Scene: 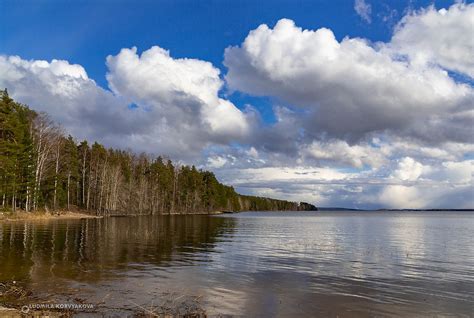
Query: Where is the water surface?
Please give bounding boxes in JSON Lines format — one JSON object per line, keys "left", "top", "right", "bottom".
{"left": 1, "top": 211, "right": 473, "bottom": 317}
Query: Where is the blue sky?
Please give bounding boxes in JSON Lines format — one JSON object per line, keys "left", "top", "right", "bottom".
{"left": 1, "top": 0, "right": 473, "bottom": 209}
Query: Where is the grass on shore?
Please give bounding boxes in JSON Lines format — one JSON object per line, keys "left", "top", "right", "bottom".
{"left": 0, "top": 209, "right": 101, "bottom": 222}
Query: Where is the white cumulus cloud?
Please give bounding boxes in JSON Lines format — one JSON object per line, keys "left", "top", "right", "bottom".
{"left": 391, "top": 157, "right": 425, "bottom": 181}
{"left": 224, "top": 17, "right": 472, "bottom": 143}
{"left": 106, "top": 46, "right": 251, "bottom": 141}
{"left": 391, "top": 3, "right": 474, "bottom": 78}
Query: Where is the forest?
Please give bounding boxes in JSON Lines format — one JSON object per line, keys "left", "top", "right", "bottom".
{"left": 0, "top": 90, "right": 316, "bottom": 215}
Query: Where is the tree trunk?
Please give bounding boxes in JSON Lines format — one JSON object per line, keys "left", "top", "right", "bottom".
{"left": 25, "top": 185, "right": 30, "bottom": 212}
{"left": 86, "top": 164, "right": 91, "bottom": 210}
{"left": 82, "top": 152, "right": 86, "bottom": 206}
{"left": 53, "top": 146, "right": 60, "bottom": 210}
{"left": 67, "top": 172, "right": 71, "bottom": 211}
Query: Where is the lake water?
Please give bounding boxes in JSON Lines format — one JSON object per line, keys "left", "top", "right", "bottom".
{"left": 1, "top": 211, "right": 473, "bottom": 317}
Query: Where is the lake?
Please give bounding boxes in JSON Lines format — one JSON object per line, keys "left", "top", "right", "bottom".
{"left": 1, "top": 211, "right": 473, "bottom": 317}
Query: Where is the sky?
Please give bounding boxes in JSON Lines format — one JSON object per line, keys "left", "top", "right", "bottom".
{"left": 1, "top": 0, "right": 473, "bottom": 209}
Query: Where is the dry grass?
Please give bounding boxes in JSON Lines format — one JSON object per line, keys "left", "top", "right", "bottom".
{"left": 0, "top": 210, "right": 101, "bottom": 223}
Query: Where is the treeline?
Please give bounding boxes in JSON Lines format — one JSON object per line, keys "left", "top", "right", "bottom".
{"left": 0, "top": 90, "right": 316, "bottom": 214}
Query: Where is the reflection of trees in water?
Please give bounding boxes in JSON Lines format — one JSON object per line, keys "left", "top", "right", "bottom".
{"left": 0, "top": 216, "right": 236, "bottom": 282}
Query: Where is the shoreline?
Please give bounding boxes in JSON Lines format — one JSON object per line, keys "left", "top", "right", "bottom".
{"left": 0, "top": 209, "right": 321, "bottom": 224}
{"left": 0, "top": 211, "right": 102, "bottom": 223}
{"left": 0, "top": 210, "right": 227, "bottom": 223}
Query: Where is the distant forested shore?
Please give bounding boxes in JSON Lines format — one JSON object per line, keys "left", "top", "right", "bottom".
{"left": 0, "top": 90, "right": 316, "bottom": 215}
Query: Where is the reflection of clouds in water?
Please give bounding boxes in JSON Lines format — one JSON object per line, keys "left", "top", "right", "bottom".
{"left": 385, "top": 213, "right": 474, "bottom": 281}
{"left": 386, "top": 215, "right": 427, "bottom": 279}
{"left": 213, "top": 213, "right": 410, "bottom": 279}
{"left": 208, "top": 212, "right": 474, "bottom": 315}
